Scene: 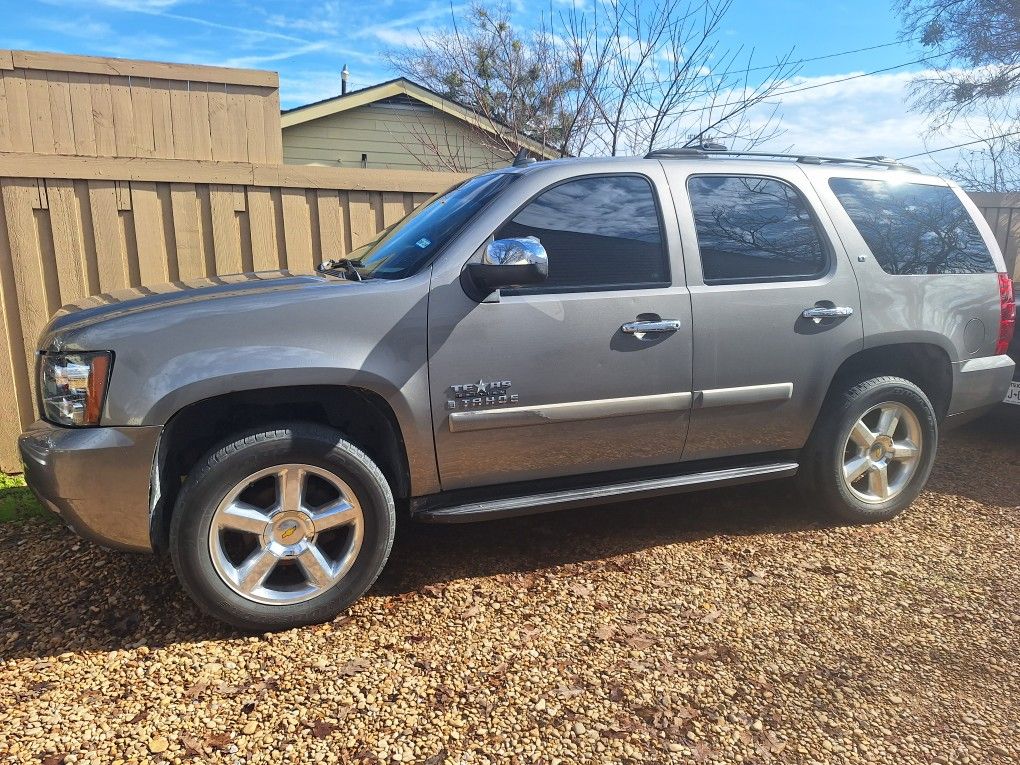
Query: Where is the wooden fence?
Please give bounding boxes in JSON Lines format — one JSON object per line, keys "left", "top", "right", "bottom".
{"left": 0, "top": 155, "right": 466, "bottom": 471}
{"left": 970, "top": 193, "right": 1020, "bottom": 281}
{"left": 0, "top": 50, "right": 282, "bottom": 163}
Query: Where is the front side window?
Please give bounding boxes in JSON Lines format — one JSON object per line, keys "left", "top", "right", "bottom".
{"left": 496, "top": 175, "right": 668, "bottom": 292}
{"left": 688, "top": 175, "right": 829, "bottom": 283}
{"left": 828, "top": 178, "right": 996, "bottom": 275}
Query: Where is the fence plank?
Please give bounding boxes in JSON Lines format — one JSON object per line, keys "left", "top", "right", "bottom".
{"left": 316, "top": 190, "right": 344, "bottom": 259}
{"left": 168, "top": 79, "right": 192, "bottom": 159}
{"left": 88, "top": 181, "right": 131, "bottom": 291}
{"left": 46, "top": 71, "right": 75, "bottom": 155}
{"left": 24, "top": 69, "right": 55, "bottom": 153}
{"left": 0, "top": 70, "right": 9, "bottom": 152}
{"left": 150, "top": 79, "right": 174, "bottom": 158}
{"left": 210, "top": 184, "right": 243, "bottom": 273}
{"left": 263, "top": 87, "right": 283, "bottom": 163}
{"left": 131, "top": 78, "right": 156, "bottom": 157}
{"left": 381, "top": 191, "right": 406, "bottom": 227}
{"left": 247, "top": 187, "right": 280, "bottom": 271}
{"left": 190, "top": 81, "right": 213, "bottom": 161}
{"left": 3, "top": 71, "right": 32, "bottom": 153}
{"left": 207, "top": 84, "right": 230, "bottom": 162}
{"left": 170, "top": 183, "right": 203, "bottom": 279}
{"left": 89, "top": 74, "right": 116, "bottom": 156}
{"left": 131, "top": 182, "right": 171, "bottom": 284}
{"left": 11, "top": 50, "right": 278, "bottom": 88}
{"left": 242, "top": 86, "right": 267, "bottom": 164}
{"left": 281, "top": 188, "right": 314, "bottom": 272}
{"left": 67, "top": 72, "right": 97, "bottom": 156}
{"left": 109, "top": 75, "right": 135, "bottom": 157}
{"left": 225, "top": 85, "right": 248, "bottom": 162}
{"left": 46, "top": 180, "right": 91, "bottom": 304}
{"left": 0, "top": 182, "right": 33, "bottom": 467}
{"left": 347, "top": 191, "right": 375, "bottom": 250}
{"left": 1, "top": 180, "right": 52, "bottom": 398}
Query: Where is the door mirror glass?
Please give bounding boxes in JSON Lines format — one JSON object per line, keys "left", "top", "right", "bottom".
{"left": 462, "top": 237, "right": 549, "bottom": 300}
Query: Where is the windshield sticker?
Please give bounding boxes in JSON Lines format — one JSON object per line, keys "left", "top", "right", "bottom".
{"left": 415, "top": 238, "right": 431, "bottom": 249}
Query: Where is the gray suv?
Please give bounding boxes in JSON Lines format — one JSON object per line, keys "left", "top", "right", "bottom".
{"left": 19, "top": 151, "right": 1016, "bottom": 630}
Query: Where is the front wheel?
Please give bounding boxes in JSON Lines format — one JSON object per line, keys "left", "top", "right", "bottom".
{"left": 801, "top": 376, "right": 938, "bottom": 523}
{"left": 169, "top": 424, "right": 395, "bottom": 631}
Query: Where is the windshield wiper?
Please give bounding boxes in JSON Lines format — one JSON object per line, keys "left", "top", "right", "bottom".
{"left": 317, "top": 257, "right": 365, "bottom": 281}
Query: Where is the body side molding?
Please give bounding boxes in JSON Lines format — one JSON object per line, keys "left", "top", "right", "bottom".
{"left": 448, "top": 391, "right": 692, "bottom": 433}
{"left": 696, "top": 382, "right": 794, "bottom": 409}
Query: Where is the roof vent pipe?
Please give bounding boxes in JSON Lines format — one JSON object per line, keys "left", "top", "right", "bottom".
{"left": 341, "top": 64, "right": 349, "bottom": 95}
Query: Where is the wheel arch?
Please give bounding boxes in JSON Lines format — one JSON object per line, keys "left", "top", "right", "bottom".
{"left": 817, "top": 342, "right": 954, "bottom": 427}
{"left": 149, "top": 384, "right": 411, "bottom": 553}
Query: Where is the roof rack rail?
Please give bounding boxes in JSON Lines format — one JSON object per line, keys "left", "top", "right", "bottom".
{"left": 644, "top": 148, "right": 920, "bottom": 172}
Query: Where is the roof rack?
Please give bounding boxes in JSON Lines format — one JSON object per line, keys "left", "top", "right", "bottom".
{"left": 644, "top": 148, "right": 920, "bottom": 173}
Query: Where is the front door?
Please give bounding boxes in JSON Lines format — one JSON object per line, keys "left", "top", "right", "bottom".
{"left": 665, "top": 165, "right": 865, "bottom": 461}
{"left": 428, "top": 170, "right": 694, "bottom": 490}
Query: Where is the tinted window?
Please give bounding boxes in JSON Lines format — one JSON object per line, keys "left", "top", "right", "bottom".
{"left": 496, "top": 175, "right": 667, "bottom": 292}
{"left": 829, "top": 178, "right": 996, "bottom": 275}
{"left": 688, "top": 175, "right": 828, "bottom": 283}
{"left": 353, "top": 172, "right": 518, "bottom": 279}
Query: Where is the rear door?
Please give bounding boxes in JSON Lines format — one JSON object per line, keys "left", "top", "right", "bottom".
{"left": 664, "top": 163, "right": 865, "bottom": 461}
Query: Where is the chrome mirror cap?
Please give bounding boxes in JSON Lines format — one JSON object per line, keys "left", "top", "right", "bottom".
{"left": 483, "top": 236, "right": 548, "bottom": 268}
{"left": 461, "top": 237, "right": 549, "bottom": 301}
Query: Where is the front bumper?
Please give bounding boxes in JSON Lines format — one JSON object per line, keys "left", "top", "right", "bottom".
{"left": 18, "top": 420, "right": 162, "bottom": 552}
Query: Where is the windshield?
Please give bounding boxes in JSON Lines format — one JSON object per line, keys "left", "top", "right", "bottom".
{"left": 350, "top": 172, "right": 519, "bottom": 279}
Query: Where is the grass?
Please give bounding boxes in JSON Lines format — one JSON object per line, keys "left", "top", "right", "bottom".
{"left": 0, "top": 473, "right": 56, "bottom": 525}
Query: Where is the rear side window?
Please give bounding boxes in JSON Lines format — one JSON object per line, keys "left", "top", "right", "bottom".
{"left": 828, "top": 178, "right": 996, "bottom": 275}
{"left": 687, "top": 175, "right": 828, "bottom": 283}
{"left": 496, "top": 175, "right": 668, "bottom": 293}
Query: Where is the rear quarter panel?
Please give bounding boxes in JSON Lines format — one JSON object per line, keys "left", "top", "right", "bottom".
{"left": 805, "top": 169, "right": 1005, "bottom": 363}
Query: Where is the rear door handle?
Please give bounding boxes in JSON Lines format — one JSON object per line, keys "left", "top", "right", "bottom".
{"left": 622, "top": 320, "right": 682, "bottom": 334}
{"left": 802, "top": 306, "right": 854, "bottom": 323}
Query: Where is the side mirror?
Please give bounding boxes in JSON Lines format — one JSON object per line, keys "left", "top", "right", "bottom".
{"left": 461, "top": 237, "right": 549, "bottom": 301}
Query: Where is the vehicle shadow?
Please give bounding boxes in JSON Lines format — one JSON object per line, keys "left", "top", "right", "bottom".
{"left": 1, "top": 479, "right": 826, "bottom": 661}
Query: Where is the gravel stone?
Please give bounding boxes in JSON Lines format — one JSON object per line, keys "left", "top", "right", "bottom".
{"left": 1, "top": 413, "right": 1018, "bottom": 763}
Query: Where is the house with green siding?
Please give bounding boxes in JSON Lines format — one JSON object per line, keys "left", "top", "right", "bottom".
{"left": 281, "top": 77, "right": 561, "bottom": 172}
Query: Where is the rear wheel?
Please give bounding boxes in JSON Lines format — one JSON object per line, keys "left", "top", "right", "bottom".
{"left": 802, "top": 376, "right": 938, "bottom": 523}
{"left": 170, "top": 424, "right": 395, "bottom": 631}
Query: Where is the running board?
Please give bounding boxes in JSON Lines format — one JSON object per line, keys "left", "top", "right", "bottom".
{"left": 416, "top": 462, "right": 799, "bottom": 523}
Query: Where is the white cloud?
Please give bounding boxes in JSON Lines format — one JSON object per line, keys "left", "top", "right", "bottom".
{"left": 743, "top": 68, "right": 975, "bottom": 173}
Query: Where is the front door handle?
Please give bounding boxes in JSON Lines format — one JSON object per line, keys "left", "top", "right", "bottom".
{"left": 621, "top": 320, "right": 682, "bottom": 334}
{"left": 802, "top": 306, "right": 854, "bottom": 323}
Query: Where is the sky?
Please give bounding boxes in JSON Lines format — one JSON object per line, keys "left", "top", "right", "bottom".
{"left": 0, "top": 0, "right": 982, "bottom": 173}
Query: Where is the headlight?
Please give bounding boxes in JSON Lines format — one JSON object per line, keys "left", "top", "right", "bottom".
{"left": 39, "top": 351, "right": 113, "bottom": 427}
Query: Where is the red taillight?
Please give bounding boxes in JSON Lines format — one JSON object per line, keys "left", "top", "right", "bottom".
{"left": 997, "top": 272, "right": 1016, "bottom": 355}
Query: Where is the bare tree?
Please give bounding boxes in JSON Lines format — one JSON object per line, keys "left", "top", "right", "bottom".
{"left": 924, "top": 102, "right": 1020, "bottom": 191}
{"left": 563, "top": 0, "right": 797, "bottom": 156}
{"left": 386, "top": 4, "right": 581, "bottom": 169}
{"left": 897, "top": 0, "right": 1020, "bottom": 125}
{"left": 385, "top": 0, "right": 799, "bottom": 166}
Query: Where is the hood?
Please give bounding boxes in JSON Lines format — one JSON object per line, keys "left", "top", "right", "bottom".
{"left": 46, "top": 270, "right": 331, "bottom": 339}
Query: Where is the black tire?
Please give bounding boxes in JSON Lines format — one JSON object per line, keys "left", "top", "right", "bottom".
{"left": 800, "top": 376, "right": 938, "bottom": 523}
{"left": 169, "top": 424, "right": 395, "bottom": 631}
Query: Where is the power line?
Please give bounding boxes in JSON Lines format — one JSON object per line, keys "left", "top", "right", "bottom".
{"left": 706, "top": 37, "right": 920, "bottom": 78}
{"left": 897, "top": 130, "right": 1020, "bottom": 160}
{"left": 609, "top": 55, "right": 936, "bottom": 124}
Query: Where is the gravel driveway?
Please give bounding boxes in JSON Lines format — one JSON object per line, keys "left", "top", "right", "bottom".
{"left": 1, "top": 411, "right": 1017, "bottom": 765}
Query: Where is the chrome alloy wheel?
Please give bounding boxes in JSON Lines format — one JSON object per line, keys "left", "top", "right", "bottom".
{"left": 209, "top": 464, "right": 365, "bottom": 605}
{"left": 841, "top": 402, "right": 923, "bottom": 504}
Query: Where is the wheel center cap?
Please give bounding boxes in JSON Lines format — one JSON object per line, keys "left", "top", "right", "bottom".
{"left": 267, "top": 511, "right": 313, "bottom": 548}
{"left": 870, "top": 435, "right": 893, "bottom": 461}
